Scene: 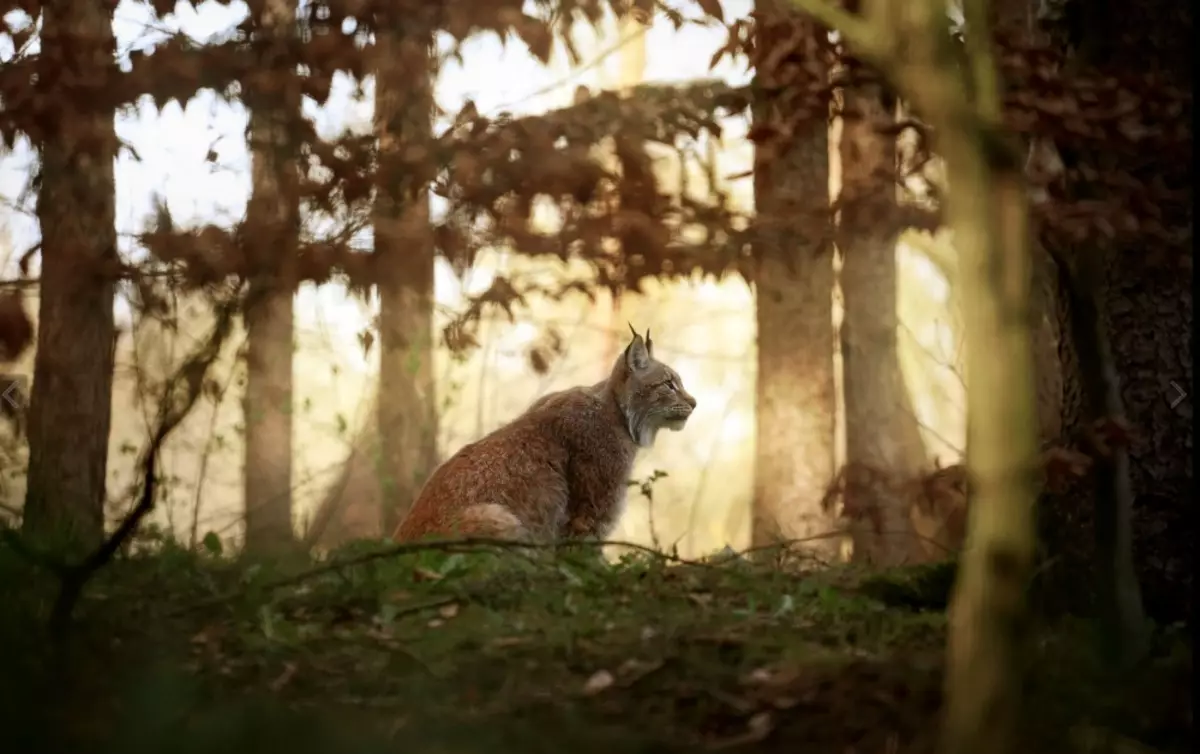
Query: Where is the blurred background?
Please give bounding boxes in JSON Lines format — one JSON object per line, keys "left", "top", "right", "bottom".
{"left": 0, "top": 0, "right": 966, "bottom": 559}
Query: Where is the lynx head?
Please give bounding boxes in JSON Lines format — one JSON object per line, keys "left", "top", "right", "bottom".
{"left": 610, "top": 325, "right": 697, "bottom": 448}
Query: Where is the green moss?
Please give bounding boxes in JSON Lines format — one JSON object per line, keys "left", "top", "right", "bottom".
{"left": 0, "top": 535, "right": 1189, "bottom": 754}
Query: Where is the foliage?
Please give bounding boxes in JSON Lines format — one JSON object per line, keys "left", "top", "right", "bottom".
{"left": 1, "top": 1, "right": 748, "bottom": 359}
{"left": 0, "top": 0, "right": 1186, "bottom": 358}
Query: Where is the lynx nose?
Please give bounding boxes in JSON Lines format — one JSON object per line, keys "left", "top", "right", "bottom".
{"left": 681, "top": 391, "right": 697, "bottom": 412}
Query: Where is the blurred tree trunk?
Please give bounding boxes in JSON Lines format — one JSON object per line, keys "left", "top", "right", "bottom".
{"left": 750, "top": 3, "right": 840, "bottom": 560}
{"left": 242, "top": 0, "right": 300, "bottom": 554}
{"left": 996, "top": 0, "right": 1064, "bottom": 449}
{"left": 373, "top": 21, "right": 439, "bottom": 536}
{"left": 789, "top": 0, "right": 1042, "bottom": 750}
{"left": 836, "top": 56, "right": 928, "bottom": 566}
{"left": 924, "top": 1, "right": 1041, "bottom": 749}
{"left": 22, "top": 2, "right": 118, "bottom": 552}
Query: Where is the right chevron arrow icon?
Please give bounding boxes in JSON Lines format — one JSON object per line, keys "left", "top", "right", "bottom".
{"left": 1168, "top": 381, "right": 1187, "bottom": 409}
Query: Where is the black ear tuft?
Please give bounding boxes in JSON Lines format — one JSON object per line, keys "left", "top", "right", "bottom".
{"left": 645, "top": 328, "right": 653, "bottom": 356}
{"left": 624, "top": 327, "right": 651, "bottom": 372}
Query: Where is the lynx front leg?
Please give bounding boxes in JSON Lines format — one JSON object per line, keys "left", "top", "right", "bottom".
{"left": 554, "top": 510, "right": 616, "bottom": 565}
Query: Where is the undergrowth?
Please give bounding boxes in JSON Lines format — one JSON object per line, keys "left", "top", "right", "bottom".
{"left": 0, "top": 531, "right": 1190, "bottom": 754}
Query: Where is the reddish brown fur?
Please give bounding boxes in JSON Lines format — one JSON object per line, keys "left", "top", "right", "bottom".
{"left": 393, "top": 329, "right": 696, "bottom": 543}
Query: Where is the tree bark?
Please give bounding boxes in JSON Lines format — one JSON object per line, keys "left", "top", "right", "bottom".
{"left": 751, "top": 3, "right": 840, "bottom": 560}
{"left": 242, "top": 0, "right": 300, "bottom": 554}
{"left": 1102, "top": 243, "right": 1192, "bottom": 624}
{"left": 1029, "top": 243, "right": 1063, "bottom": 444}
{"left": 373, "top": 23, "right": 439, "bottom": 536}
{"left": 22, "top": 2, "right": 118, "bottom": 552}
{"left": 837, "top": 62, "right": 929, "bottom": 566}
{"left": 1040, "top": 0, "right": 1191, "bottom": 628}
{"left": 1049, "top": 241, "right": 1149, "bottom": 663}
{"left": 1089, "top": 0, "right": 1192, "bottom": 629}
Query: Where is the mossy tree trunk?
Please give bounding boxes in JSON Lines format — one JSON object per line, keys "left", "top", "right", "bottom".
{"left": 22, "top": 2, "right": 119, "bottom": 553}
{"left": 751, "top": 1, "right": 841, "bottom": 560}
{"left": 242, "top": 0, "right": 301, "bottom": 555}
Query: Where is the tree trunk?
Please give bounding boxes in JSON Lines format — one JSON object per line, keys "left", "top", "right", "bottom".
{"left": 885, "top": 4, "right": 1040, "bottom": 753}
{"left": 750, "top": 3, "right": 840, "bottom": 560}
{"left": 373, "top": 24, "right": 439, "bottom": 536}
{"left": 1102, "top": 248, "right": 1192, "bottom": 624}
{"left": 1040, "top": 0, "right": 1191, "bottom": 629}
{"left": 242, "top": 0, "right": 300, "bottom": 555}
{"left": 1090, "top": 0, "right": 1192, "bottom": 629}
{"left": 22, "top": 2, "right": 118, "bottom": 552}
{"left": 837, "top": 65, "right": 928, "bottom": 566}
{"left": 1029, "top": 243, "right": 1063, "bottom": 444}
{"left": 1049, "top": 242, "right": 1149, "bottom": 663}
{"left": 937, "top": 88, "right": 1039, "bottom": 754}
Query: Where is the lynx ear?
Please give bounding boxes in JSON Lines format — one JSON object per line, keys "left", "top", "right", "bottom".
{"left": 624, "top": 326, "right": 651, "bottom": 372}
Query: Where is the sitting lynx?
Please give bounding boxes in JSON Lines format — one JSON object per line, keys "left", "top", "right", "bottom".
{"left": 393, "top": 327, "right": 697, "bottom": 544}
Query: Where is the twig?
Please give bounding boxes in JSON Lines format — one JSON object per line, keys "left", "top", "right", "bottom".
{"left": 189, "top": 332, "right": 246, "bottom": 548}
{"left": 45, "top": 283, "right": 247, "bottom": 639}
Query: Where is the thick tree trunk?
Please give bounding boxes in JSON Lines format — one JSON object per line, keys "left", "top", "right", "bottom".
{"left": 1040, "top": 0, "right": 1191, "bottom": 627}
{"left": 1050, "top": 243, "right": 1149, "bottom": 662}
{"left": 1104, "top": 247, "right": 1192, "bottom": 622}
{"left": 373, "top": 25, "right": 439, "bottom": 536}
{"left": 242, "top": 0, "right": 300, "bottom": 554}
{"left": 1096, "top": 0, "right": 1192, "bottom": 627}
{"left": 750, "top": 4, "right": 840, "bottom": 560}
{"left": 22, "top": 3, "right": 118, "bottom": 552}
{"left": 837, "top": 70, "right": 928, "bottom": 566}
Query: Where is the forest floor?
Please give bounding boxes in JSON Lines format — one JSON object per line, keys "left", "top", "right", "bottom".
{"left": 0, "top": 534, "right": 1191, "bottom": 754}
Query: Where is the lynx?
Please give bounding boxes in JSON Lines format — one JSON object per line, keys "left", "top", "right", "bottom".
{"left": 393, "top": 327, "right": 697, "bottom": 544}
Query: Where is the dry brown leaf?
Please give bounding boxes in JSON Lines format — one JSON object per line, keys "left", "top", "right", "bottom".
{"left": 581, "top": 669, "right": 615, "bottom": 696}
{"left": 269, "top": 662, "right": 298, "bottom": 692}
{"left": 695, "top": 0, "right": 724, "bottom": 23}
{"left": 489, "top": 636, "right": 529, "bottom": 649}
{"left": 411, "top": 567, "right": 443, "bottom": 582}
